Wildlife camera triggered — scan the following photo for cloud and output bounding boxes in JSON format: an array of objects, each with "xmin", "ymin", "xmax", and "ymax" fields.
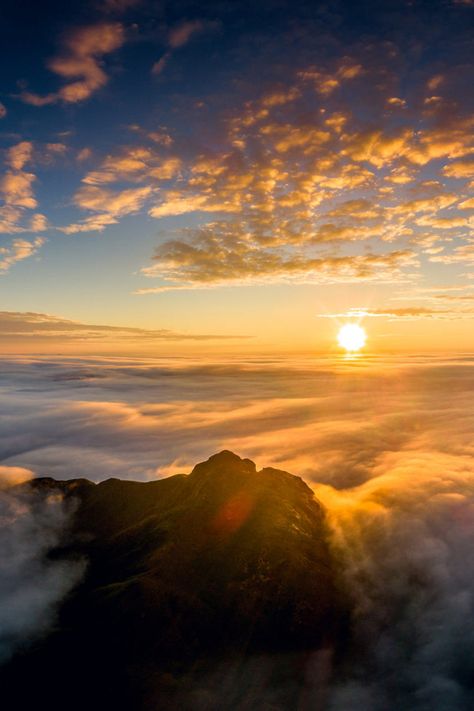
[
  {"xmin": 29, "ymin": 213, "xmax": 49, "ymax": 231},
  {"xmin": 62, "ymin": 146, "xmax": 184, "ymax": 232},
  {"xmin": 0, "ymin": 311, "xmax": 248, "ymax": 349},
  {"xmin": 443, "ymin": 160, "xmax": 474, "ymax": 179},
  {"xmin": 168, "ymin": 21, "xmax": 205, "ymax": 49},
  {"xmin": 391, "ymin": 192, "xmax": 458, "ymax": 216},
  {"xmin": 298, "ymin": 59, "xmax": 362, "ymax": 95},
  {"xmin": 0, "ymin": 103, "xmax": 6, "ymax": 119},
  {"xmin": 81, "ymin": 148, "xmax": 181, "ymax": 185},
  {"xmin": 151, "ymin": 20, "xmax": 208, "ymax": 76},
  {"xmin": 138, "ymin": 220, "xmax": 417, "ymax": 290},
  {"xmin": 5, "ymin": 141, "xmax": 33, "ymax": 170},
  {"xmin": 0, "ymin": 141, "xmax": 48, "ymax": 242},
  {"xmin": 41, "ymin": 16, "xmax": 472, "ymax": 282},
  {"xmin": 0, "ymin": 172, "xmax": 37, "ymax": 210},
  {"xmin": 387, "ymin": 97, "xmax": 406, "ymax": 108},
  {"xmin": 151, "ymin": 56, "xmax": 169, "ymax": 76},
  {"xmin": 430, "ymin": 244, "xmax": 474, "ymax": 265},
  {"xmin": 20, "ymin": 23, "xmax": 124, "ymax": 106},
  {"xmin": 6, "ymin": 142, "xmax": 34, "ymax": 171},
  {"xmin": 0, "ymin": 353, "xmax": 472, "ymax": 489},
  {"xmin": 0, "ymin": 466, "xmax": 33, "ymax": 488},
  {"xmin": 61, "ymin": 184, "xmax": 153, "ymax": 233},
  {"xmin": 0, "ymin": 471, "xmax": 85, "ymax": 662},
  {"xmin": 0, "ymin": 238, "xmax": 45, "ymax": 273},
  {"xmin": 73, "ymin": 184, "xmax": 152, "ymax": 216},
  {"xmin": 82, "ymin": 148, "xmax": 152, "ymax": 184},
  {"xmin": 0, "ymin": 143, "xmax": 37, "ymax": 225},
  {"xmin": 77, "ymin": 147, "xmax": 93, "ymax": 162},
  {"xmin": 318, "ymin": 305, "xmax": 474, "ymax": 321},
  {"xmin": 0, "ymin": 207, "xmax": 24, "ymax": 235},
  {"xmin": 318, "ymin": 448, "xmax": 474, "ymax": 710}
]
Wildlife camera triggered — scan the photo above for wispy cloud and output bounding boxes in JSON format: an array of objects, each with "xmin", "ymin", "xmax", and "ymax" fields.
[
  {"xmin": 0, "ymin": 238, "xmax": 45, "ymax": 273},
  {"xmin": 316, "ymin": 305, "xmax": 474, "ymax": 320},
  {"xmin": 0, "ymin": 311, "xmax": 249, "ymax": 346},
  {"xmin": 60, "ymin": 184, "xmax": 153, "ymax": 233},
  {"xmin": 151, "ymin": 20, "xmax": 210, "ymax": 76}
]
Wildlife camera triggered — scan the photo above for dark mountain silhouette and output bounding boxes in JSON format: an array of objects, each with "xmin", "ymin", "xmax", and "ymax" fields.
[{"xmin": 1, "ymin": 451, "xmax": 347, "ymax": 710}]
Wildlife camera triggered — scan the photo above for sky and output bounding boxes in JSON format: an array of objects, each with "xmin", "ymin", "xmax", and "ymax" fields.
[{"xmin": 0, "ymin": 0, "xmax": 473, "ymax": 353}]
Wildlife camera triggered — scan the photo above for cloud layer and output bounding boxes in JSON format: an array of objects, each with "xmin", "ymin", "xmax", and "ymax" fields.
[
  {"xmin": 0, "ymin": 353, "xmax": 473, "ymax": 487},
  {"xmin": 1, "ymin": 353, "xmax": 474, "ymax": 708}
]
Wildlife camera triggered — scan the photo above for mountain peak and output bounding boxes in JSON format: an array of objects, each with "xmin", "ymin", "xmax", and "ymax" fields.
[
  {"xmin": 188, "ymin": 450, "xmax": 315, "ymax": 500},
  {"xmin": 5, "ymin": 451, "xmax": 346, "ymax": 711},
  {"xmin": 190, "ymin": 449, "xmax": 257, "ymax": 478}
]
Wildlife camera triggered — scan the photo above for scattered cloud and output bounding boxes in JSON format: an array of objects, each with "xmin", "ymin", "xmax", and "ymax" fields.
[
  {"xmin": 443, "ymin": 160, "xmax": 474, "ymax": 179},
  {"xmin": 77, "ymin": 147, "xmax": 93, "ymax": 162},
  {"xmin": 3, "ymin": 1, "xmax": 471, "ymax": 293},
  {"xmin": 0, "ymin": 141, "xmax": 47, "ymax": 245},
  {"xmin": 151, "ymin": 56, "xmax": 169, "ymax": 76},
  {"xmin": 0, "ymin": 171, "xmax": 37, "ymax": 209},
  {"xmin": 61, "ymin": 184, "xmax": 152, "ymax": 233},
  {"xmin": 20, "ymin": 23, "xmax": 124, "ymax": 106},
  {"xmin": 6, "ymin": 142, "xmax": 34, "ymax": 171},
  {"xmin": 29, "ymin": 213, "xmax": 48, "ymax": 232},
  {"xmin": 0, "ymin": 238, "xmax": 45, "ymax": 273},
  {"xmin": 387, "ymin": 97, "xmax": 406, "ymax": 108},
  {"xmin": 168, "ymin": 20, "xmax": 206, "ymax": 49},
  {"xmin": 152, "ymin": 20, "xmax": 212, "ymax": 76},
  {"xmin": 298, "ymin": 59, "xmax": 362, "ymax": 95}
]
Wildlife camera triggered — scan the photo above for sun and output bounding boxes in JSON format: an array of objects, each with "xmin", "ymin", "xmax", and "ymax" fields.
[{"xmin": 337, "ymin": 323, "xmax": 367, "ymax": 352}]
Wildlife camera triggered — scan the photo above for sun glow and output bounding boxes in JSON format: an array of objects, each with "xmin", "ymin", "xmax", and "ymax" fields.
[{"xmin": 337, "ymin": 324, "xmax": 367, "ymax": 352}]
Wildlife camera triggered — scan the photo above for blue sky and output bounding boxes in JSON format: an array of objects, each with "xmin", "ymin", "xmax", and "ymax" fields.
[{"xmin": 0, "ymin": 0, "xmax": 473, "ymax": 353}]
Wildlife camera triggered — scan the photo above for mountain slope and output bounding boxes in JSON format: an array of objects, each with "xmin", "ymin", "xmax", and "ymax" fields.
[{"xmin": 2, "ymin": 451, "xmax": 346, "ymax": 710}]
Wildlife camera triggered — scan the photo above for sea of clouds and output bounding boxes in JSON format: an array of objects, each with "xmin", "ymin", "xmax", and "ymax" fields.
[{"xmin": 1, "ymin": 353, "xmax": 474, "ymax": 708}]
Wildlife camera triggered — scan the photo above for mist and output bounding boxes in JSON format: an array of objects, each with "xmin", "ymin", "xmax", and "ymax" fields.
[{"xmin": 0, "ymin": 469, "xmax": 85, "ymax": 662}]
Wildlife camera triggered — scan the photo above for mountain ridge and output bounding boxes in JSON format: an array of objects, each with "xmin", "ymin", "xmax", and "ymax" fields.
[{"xmin": 3, "ymin": 450, "xmax": 347, "ymax": 710}]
